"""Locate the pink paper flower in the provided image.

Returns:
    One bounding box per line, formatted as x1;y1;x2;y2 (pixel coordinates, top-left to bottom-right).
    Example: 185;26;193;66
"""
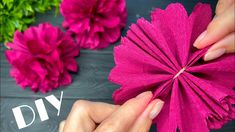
5;23;79;93
109;3;235;132
60;0;127;49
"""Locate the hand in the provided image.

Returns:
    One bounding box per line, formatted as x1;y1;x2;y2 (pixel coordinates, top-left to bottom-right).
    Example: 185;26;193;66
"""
193;0;235;61
59;91;164;132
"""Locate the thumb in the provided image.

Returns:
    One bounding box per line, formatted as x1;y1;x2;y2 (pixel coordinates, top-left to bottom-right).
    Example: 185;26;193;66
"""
129;99;164;132
94;91;153;132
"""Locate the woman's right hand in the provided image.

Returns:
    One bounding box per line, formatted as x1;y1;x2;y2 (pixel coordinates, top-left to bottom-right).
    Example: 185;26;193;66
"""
193;0;235;61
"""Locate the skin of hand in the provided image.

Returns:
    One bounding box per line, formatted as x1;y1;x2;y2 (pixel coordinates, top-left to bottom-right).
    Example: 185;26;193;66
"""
59;91;164;132
193;0;235;61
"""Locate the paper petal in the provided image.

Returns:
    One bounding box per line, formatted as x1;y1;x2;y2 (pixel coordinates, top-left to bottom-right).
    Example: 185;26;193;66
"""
60;0;127;49
109;3;235;132
5;23;79;93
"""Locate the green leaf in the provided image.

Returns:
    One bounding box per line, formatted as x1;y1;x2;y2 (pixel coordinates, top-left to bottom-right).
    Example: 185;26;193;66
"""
23;18;35;24
12;19;20;28
0;0;61;45
2;0;14;9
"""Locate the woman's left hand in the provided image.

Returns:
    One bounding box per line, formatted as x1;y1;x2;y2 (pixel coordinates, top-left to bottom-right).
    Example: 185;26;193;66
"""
59;91;164;132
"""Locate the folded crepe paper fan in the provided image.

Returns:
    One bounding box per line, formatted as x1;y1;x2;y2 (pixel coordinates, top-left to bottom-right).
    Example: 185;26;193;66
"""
60;0;127;49
109;3;235;132
5;23;79;93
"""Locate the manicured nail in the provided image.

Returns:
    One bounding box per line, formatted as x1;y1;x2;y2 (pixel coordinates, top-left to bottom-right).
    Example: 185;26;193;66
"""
136;91;152;99
193;31;207;48
204;48;226;61
149;99;164;119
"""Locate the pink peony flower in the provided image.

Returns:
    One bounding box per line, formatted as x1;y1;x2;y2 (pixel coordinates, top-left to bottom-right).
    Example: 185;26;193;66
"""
5;23;79;93
60;0;127;49
109;3;235;132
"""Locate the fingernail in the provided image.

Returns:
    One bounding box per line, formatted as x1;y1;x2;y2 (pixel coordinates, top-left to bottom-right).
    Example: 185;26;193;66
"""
136;91;152;99
204;48;226;61
149;99;164;119
193;31;207;48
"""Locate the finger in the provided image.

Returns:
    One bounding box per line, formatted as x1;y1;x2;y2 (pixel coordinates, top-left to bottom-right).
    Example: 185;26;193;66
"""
129;99;164;132
88;102;119;123
216;0;235;15
63;100;118;132
204;32;235;61
95;91;153;132
193;4;235;49
59;120;66;132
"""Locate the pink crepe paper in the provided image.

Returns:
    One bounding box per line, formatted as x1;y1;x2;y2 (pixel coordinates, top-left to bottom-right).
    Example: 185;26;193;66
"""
60;0;127;49
5;23;79;93
109;3;235;132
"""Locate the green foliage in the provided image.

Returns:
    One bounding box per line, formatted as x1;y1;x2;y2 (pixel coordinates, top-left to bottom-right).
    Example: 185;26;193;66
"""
0;0;61;44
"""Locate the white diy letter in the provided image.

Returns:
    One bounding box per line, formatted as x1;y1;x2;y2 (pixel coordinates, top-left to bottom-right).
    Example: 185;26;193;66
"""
12;105;35;129
45;91;63;116
35;99;49;121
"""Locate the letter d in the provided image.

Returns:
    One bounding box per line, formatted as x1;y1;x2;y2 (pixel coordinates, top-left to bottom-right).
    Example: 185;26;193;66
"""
12;105;35;129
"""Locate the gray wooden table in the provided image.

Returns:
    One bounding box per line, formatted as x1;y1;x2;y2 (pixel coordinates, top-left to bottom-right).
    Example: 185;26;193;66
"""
1;0;234;132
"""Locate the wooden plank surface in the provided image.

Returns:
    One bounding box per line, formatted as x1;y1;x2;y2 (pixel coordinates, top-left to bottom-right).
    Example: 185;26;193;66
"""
1;0;234;132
